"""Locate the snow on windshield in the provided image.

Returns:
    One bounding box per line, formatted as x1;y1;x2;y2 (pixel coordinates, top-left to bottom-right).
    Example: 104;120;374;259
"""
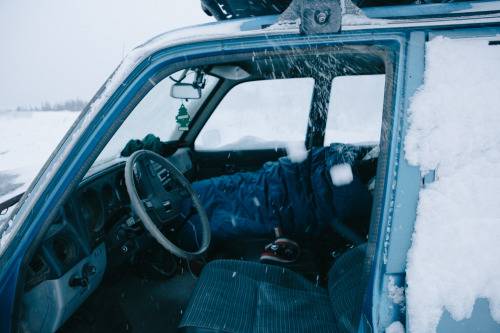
405;36;500;332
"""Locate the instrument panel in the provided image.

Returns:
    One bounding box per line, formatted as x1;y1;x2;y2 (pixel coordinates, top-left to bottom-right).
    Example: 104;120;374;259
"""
24;148;195;291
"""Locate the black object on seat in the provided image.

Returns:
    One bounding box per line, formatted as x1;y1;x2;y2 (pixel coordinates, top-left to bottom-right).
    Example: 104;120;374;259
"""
178;243;367;333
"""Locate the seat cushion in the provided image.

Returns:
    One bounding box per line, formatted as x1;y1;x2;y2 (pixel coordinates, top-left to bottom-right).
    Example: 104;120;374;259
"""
179;260;336;333
328;243;367;331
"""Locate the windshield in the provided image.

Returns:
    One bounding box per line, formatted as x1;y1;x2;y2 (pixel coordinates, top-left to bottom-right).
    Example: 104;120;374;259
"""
95;71;219;165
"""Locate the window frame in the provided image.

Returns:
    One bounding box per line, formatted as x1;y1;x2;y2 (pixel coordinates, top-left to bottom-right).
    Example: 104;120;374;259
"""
5;34;402;333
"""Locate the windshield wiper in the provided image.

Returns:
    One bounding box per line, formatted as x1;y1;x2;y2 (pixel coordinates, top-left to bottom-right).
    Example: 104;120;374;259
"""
0;192;24;216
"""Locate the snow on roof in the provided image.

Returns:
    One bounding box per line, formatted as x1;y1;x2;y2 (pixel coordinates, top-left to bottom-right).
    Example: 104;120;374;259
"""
405;36;500;332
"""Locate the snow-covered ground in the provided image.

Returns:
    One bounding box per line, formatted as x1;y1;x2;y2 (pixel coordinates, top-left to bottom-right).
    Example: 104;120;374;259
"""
0;111;79;204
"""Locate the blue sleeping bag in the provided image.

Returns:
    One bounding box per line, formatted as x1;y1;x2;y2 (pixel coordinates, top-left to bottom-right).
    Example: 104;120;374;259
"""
179;144;373;249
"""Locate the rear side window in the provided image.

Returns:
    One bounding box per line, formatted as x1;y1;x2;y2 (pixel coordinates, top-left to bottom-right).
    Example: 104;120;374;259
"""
324;74;385;145
195;78;314;150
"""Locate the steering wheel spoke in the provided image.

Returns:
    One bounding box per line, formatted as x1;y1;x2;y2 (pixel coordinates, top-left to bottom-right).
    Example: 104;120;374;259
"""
141;192;183;224
125;150;210;260
134;159;169;198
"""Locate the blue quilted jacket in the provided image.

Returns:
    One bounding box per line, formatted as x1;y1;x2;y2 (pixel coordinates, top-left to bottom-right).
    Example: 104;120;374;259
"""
183;144;372;247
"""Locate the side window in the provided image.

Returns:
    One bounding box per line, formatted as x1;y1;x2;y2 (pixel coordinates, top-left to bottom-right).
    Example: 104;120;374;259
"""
324;74;385;145
195;78;314;150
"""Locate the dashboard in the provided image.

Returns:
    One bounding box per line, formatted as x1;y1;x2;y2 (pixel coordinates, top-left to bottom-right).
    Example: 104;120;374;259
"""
20;148;195;332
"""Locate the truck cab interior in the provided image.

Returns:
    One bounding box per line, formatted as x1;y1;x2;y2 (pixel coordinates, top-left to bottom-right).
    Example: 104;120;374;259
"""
16;43;394;332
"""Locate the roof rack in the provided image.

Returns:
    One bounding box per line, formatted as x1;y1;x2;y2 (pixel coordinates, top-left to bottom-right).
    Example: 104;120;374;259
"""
200;0;293;21
201;0;491;21
202;0;364;34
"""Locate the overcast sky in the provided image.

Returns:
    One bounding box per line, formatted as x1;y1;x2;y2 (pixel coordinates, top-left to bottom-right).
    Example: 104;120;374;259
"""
0;0;213;110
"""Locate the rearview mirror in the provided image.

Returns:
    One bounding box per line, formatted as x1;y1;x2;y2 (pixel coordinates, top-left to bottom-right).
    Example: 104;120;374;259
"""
171;83;201;99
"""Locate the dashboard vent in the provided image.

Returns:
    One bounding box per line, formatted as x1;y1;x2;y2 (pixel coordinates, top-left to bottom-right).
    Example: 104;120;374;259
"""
29;254;46;273
25;253;51;291
53;237;78;264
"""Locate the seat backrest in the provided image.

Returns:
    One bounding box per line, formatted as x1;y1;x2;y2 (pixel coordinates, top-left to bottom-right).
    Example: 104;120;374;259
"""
327;243;367;332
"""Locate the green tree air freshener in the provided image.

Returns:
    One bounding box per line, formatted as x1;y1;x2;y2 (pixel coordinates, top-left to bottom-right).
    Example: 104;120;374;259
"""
176;103;191;131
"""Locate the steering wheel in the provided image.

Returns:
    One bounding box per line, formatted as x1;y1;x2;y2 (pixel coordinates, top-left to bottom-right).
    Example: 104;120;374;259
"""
124;150;210;260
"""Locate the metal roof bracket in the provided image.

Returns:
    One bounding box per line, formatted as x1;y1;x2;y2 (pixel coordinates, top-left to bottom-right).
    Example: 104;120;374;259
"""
279;0;363;35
